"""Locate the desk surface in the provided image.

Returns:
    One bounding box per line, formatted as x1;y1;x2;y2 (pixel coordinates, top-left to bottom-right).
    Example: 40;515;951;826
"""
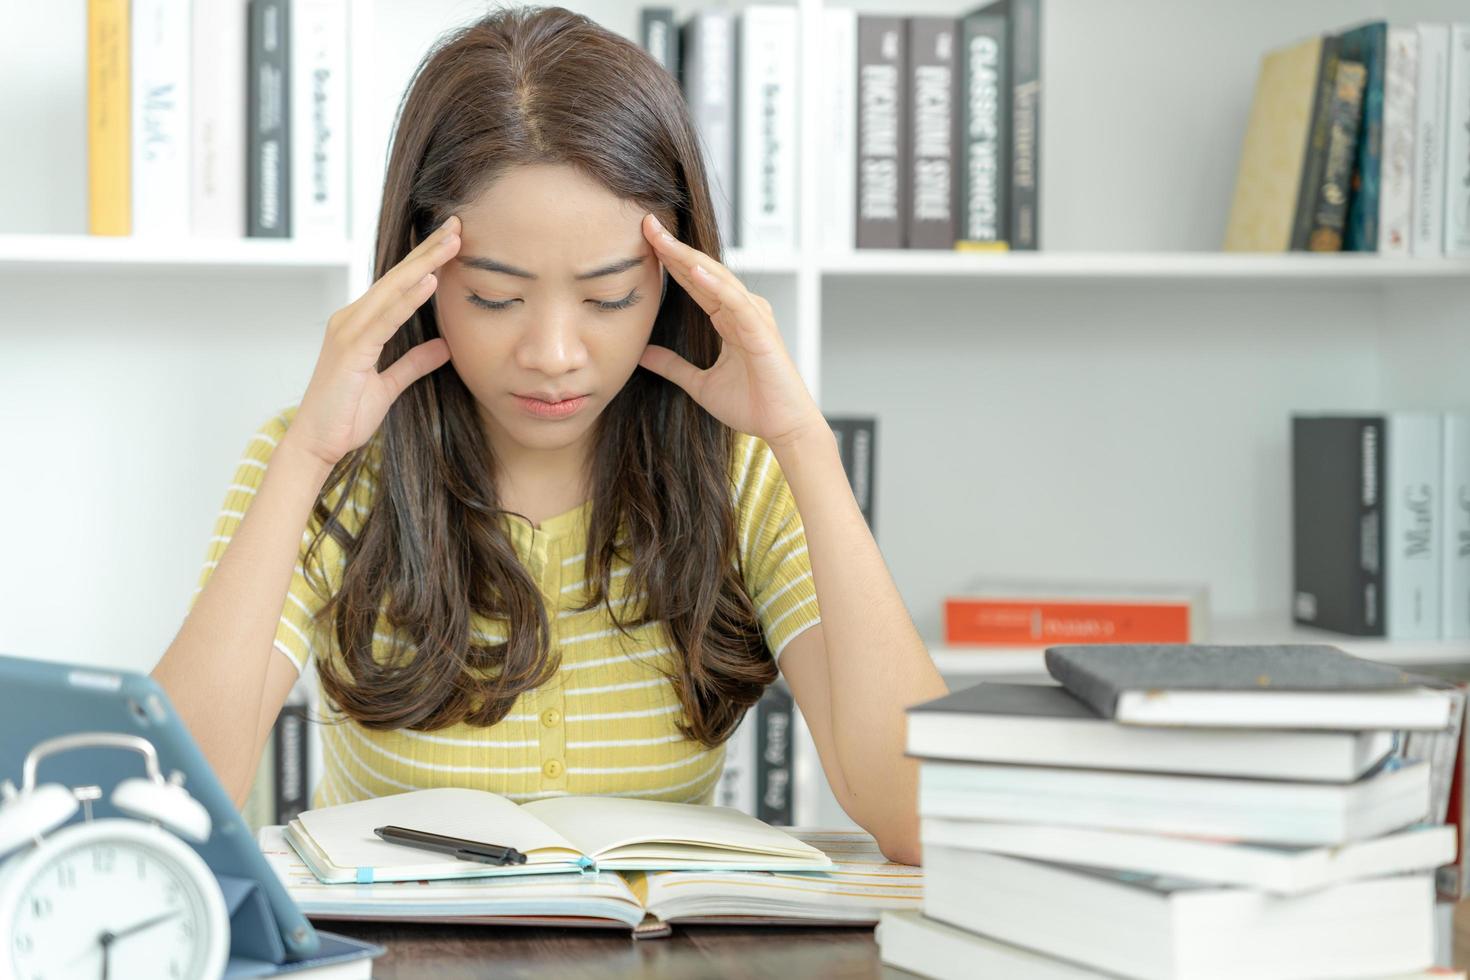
318;907;1470;979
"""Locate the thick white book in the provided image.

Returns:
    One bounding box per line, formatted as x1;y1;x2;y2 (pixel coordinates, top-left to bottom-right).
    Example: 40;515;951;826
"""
681;9;737;247
1443;413;1470;638
906;682;1396;782
1413;24;1450;257
918;757;1430;845
191;0;248;238
919;817;1455;895
925;847;1435;980
1445;24;1470;257
821;7;858;253
1380;27;1420;256
290;0;351;241
878;910;1464;980
1387;413;1443;640
737;6;798;250
133;0;192;237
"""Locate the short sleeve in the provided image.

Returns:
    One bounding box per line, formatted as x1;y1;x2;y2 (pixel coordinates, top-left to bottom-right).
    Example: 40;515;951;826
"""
733;433;822;660
188;408;328;676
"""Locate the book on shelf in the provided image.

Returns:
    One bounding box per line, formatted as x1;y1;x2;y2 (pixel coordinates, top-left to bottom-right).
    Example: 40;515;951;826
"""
755;679;795;826
274;696;311;825
638;7;679;78
924;847;1436;980
907;17;959;251
282;786;832;884
821;7;859;254
957;4;1010;249
827;416;877;533
676;10;737;247
856;16;908;249
942;581;1206;646
736;7;798;250
1226;18;1469;257
87;0;350;239
1293;413;1447;640
260;825;920;937
906;681;1397;782
1043;643;1459;730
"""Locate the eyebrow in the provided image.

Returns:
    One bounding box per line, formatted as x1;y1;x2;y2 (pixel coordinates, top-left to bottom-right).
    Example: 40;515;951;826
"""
457;255;647;280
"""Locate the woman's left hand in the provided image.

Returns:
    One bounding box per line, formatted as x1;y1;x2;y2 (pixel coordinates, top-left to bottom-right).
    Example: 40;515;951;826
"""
638;213;824;450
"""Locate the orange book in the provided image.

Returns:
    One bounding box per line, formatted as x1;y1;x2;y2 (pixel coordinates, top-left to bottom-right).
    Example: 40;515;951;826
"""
943;583;1207;646
88;0;130;236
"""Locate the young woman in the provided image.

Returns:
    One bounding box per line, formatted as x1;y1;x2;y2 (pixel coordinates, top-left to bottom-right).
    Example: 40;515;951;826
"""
152;5;946;864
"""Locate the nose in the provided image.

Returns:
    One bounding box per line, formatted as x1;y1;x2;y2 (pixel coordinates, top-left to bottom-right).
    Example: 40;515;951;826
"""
514;304;589;377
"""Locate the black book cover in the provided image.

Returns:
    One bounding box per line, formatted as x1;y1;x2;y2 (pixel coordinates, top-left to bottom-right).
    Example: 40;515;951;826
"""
907;17;960;249
958;7;1009;245
639;7;679;79
1293;415;1386;635
754;681;794;825
828;417;877;534
273;701;309;824
856;17;908;249
1289;36;1342;250
1308;60;1367;251
1008;0;1041;250
1044;643;1433;720
248;0;290;238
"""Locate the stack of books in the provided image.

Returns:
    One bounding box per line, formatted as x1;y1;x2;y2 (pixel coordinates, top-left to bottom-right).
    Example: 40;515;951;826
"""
881;643;1467;979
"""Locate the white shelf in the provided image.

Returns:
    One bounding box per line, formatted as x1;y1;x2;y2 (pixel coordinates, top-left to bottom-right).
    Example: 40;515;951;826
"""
930;615;1470;678
0;234;354;273
820;251;1470;282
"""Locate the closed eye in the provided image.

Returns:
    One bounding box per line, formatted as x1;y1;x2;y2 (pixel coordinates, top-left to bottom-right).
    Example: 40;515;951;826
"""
466;289;642;312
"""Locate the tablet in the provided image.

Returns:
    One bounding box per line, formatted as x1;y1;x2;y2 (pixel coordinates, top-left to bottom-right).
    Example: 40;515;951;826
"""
0;652;320;960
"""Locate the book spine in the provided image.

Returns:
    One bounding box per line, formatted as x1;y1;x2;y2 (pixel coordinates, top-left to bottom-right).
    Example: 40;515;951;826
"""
274;700;310;823
681;12;737;248
907;18;959;250
190;0;248;238
716;709;758;815
1387;413;1443;640
1009;0;1041;250
88;0;131;236
1290;36;1342;250
957;9;1008;246
755;682;794;825
1444;414;1470;639
944;599;1193;646
1379;27;1420;256
639;7;679;76
827;417;877;533
1308;60;1368;251
1413;25;1450;257
821;8;858;253
248;0;291;237
132;0;191;237
1291;416;1385;636
1040;649;1119;718
737;7;798;250
856;16;907;249
1446;24;1470;257
1340;24;1387;252
290;0;350;241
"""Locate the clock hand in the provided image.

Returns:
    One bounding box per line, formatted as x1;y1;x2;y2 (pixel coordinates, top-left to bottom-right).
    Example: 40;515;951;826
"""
107;908;181;943
98;930;114;980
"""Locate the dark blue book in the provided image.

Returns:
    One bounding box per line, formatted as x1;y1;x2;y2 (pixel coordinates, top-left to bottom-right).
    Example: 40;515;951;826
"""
1337;21;1387;252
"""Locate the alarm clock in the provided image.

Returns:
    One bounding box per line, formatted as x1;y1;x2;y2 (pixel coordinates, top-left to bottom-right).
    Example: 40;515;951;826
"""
0;732;229;980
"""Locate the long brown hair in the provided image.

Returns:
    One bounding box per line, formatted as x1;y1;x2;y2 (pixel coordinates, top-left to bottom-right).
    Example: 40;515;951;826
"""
299;5;775;748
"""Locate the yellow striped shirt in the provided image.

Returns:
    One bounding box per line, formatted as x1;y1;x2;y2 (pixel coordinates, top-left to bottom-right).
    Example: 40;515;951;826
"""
191;405;822;809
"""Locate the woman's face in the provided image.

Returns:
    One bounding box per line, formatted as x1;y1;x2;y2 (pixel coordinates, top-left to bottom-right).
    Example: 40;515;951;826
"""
432;163;667;466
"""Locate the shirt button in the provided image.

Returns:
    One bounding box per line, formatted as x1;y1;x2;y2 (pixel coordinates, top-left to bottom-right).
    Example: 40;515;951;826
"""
542;759;564;779
541;708;561;728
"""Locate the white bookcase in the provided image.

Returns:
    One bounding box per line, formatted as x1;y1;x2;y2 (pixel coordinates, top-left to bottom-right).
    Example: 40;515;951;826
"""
3;0;1469;829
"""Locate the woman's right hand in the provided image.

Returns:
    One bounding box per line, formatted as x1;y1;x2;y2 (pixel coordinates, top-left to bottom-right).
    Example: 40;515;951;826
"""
285;215;462;468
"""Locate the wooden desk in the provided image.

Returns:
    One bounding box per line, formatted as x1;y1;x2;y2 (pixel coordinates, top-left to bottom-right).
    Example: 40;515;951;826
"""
320;902;1470;979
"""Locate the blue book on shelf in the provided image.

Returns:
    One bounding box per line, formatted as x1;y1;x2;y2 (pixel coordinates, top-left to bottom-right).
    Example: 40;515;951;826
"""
1337;21;1386;252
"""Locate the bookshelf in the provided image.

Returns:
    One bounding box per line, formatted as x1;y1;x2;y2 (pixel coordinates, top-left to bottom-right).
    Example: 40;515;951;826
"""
3;0;1469;832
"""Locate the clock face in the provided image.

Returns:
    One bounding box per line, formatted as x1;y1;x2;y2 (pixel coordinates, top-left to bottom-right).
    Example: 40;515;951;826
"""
6;833;220;980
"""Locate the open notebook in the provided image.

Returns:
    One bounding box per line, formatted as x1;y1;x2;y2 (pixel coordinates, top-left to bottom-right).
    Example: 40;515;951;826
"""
283;787;833;883
260;825;922;937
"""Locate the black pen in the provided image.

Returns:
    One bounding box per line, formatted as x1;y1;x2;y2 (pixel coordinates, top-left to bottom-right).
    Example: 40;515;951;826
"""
373;824;528;866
